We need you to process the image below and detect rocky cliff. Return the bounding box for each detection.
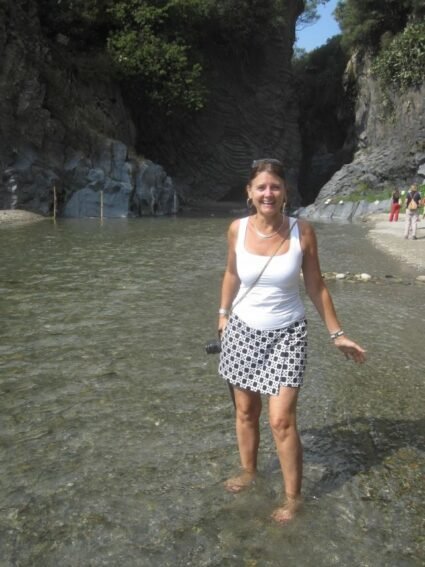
[309,53,425,214]
[135,0,303,206]
[0,0,304,217]
[3,2,422,221]
[0,1,176,217]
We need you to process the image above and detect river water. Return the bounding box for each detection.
[0,214,424,566]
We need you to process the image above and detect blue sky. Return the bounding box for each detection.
[295,0,341,52]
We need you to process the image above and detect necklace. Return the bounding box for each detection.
[253,216,285,239]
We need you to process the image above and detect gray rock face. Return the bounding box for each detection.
[300,198,392,222]
[0,1,175,218]
[315,54,425,205]
[137,0,304,205]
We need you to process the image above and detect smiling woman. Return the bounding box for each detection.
[216,157,366,522]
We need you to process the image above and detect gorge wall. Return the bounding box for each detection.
[0,0,304,217]
[303,52,425,220]
[0,1,176,218]
[134,0,304,206]
[1,1,423,220]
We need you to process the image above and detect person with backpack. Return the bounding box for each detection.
[404,183,421,239]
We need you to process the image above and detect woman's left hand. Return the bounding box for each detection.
[333,335,366,363]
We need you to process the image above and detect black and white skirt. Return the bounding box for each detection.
[219,313,307,396]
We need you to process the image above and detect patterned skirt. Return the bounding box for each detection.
[219,313,307,396]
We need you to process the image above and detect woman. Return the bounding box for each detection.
[217,159,366,523]
[389,189,401,222]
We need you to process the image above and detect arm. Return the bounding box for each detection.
[218,220,241,334]
[299,220,366,363]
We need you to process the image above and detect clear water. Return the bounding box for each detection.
[0,216,424,566]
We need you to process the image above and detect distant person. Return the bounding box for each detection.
[404,184,421,240]
[389,189,401,222]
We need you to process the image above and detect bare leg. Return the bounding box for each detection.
[225,387,262,493]
[268,386,303,522]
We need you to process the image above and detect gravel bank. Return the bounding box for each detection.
[0,209,48,225]
[365,213,425,272]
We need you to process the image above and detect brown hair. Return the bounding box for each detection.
[248,158,286,184]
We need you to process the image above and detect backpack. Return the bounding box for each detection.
[408,192,419,210]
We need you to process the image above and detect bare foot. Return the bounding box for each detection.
[224,470,256,493]
[271,496,302,523]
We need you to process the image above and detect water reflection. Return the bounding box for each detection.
[0,217,424,566]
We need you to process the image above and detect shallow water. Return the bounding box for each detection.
[0,216,424,566]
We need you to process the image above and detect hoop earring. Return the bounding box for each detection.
[246,197,253,210]
[281,201,287,213]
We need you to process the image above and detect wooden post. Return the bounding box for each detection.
[100,190,104,222]
[53,185,57,222]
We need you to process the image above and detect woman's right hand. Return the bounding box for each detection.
[218,315,229,335]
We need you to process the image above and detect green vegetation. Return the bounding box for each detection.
[36,0,425,116]
[326,182,425,204]
[333,1,425,93]
[343,184,394,203]
[37,0,299,115]
[371,22,425,91]
[295,1,425,125]
[334,0,425,53]
[106,2,206,112]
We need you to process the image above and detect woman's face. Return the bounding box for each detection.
[247,172,286,216]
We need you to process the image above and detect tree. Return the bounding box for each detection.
[334,0,425,53]
[36,1,301,114]
[372,21,425,90]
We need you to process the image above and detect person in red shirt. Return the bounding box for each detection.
[389,189,401,221]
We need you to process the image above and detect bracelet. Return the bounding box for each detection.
[330,330,344,340]
[218,308,231,317]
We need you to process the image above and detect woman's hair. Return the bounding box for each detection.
[249,158,286,184]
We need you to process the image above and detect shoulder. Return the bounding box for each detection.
[227,217,243,240]
[296,218,315,238]
[295,218,317,251]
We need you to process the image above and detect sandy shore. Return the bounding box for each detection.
[1,208,424,273]
[364,212,425,272]
[0,209,48,225]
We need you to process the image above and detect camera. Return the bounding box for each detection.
[205,339,221,354]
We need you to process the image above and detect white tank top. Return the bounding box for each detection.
[232,216,305,330]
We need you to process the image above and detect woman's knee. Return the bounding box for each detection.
[269,414,296,436]
[235,401,262,424]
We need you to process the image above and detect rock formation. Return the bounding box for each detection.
[0,1,176,217]
[313,53,425,208]
[132,0,304,206]
[1,1,422,220]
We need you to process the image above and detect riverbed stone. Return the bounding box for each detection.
[356,273,372,281]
